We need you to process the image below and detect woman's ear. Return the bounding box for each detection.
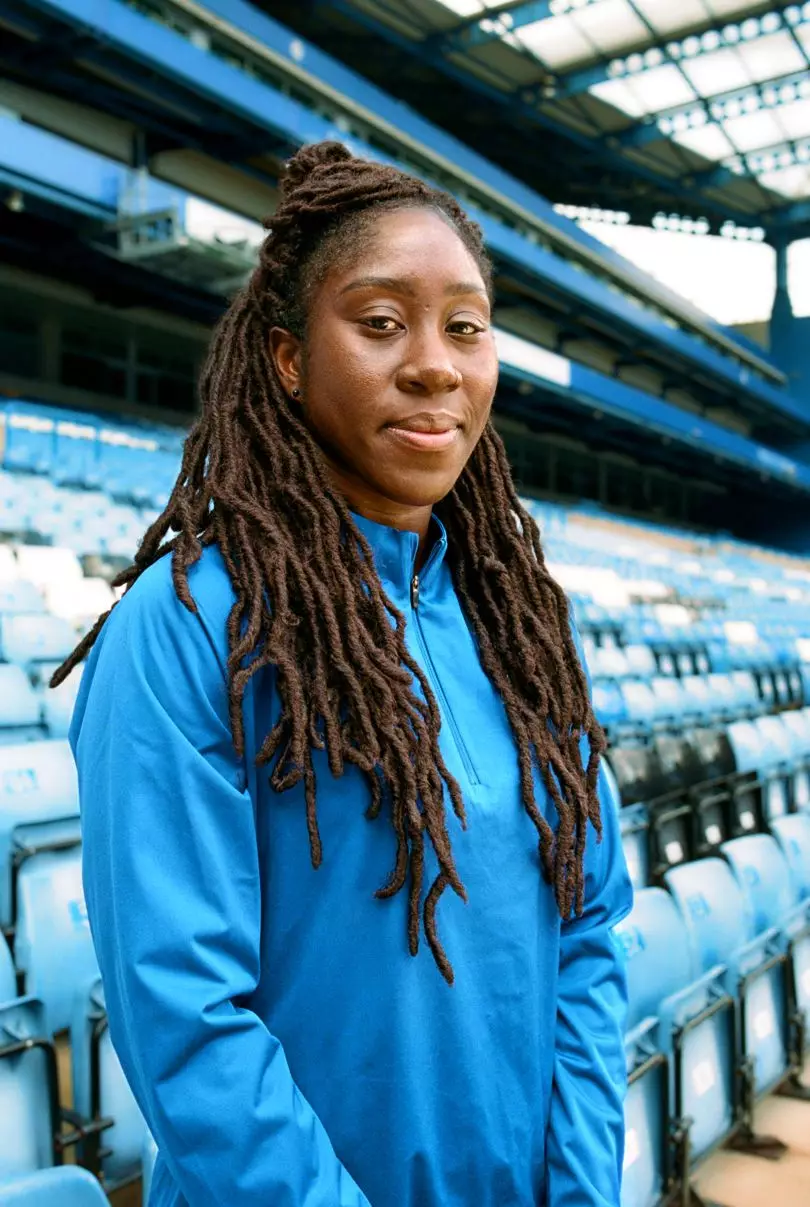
[269,327,304,403]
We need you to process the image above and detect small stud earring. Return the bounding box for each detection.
[291,387,301,399]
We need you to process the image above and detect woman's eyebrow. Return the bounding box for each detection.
[340,275,488,300]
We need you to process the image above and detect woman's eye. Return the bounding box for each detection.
[448,320,485,336]
[362,316,400,332]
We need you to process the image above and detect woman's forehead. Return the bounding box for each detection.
[329,208,486,292]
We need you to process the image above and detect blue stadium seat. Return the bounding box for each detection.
[770,814,810,901]
[0,1167,109,1206]
[623,647,657,679]
[15,845,98,1034]
[51,413,101,491]
[0,582,45,616]
[620,680,661,733]
[649,677,687,728]
[753,715,796,820]
[40,666,83,740]
[722,833,810,1071]
[665,857,789,1101]
[778,711,810,811]
[618,803,649,890]
[0,405,56,478]
[592,679,627,732]
[0,739,80,933]
[0,615,76,668]
[0,996,57,1179]
[615,887,734,1203]
[0,667,45,744]
[71,977,146,1187]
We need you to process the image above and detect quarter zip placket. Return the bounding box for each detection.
[409,566,480,787]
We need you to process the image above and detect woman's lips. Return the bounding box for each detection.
[384,425,461,452]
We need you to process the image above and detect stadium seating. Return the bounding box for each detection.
[617,887,735,1207]
[0,996,58,1180]
[0,1167,109,1206]
[2,399,810,1203]
[70,977,146,1188]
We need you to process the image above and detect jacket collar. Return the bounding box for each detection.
[351,510,449,604]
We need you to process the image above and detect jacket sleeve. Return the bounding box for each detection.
[546,616,634,1206]
[70,569,372,1207]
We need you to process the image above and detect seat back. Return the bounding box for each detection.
[15,846,98,1034]
[721,835,796,935]
[619,804,649,890]
[41,665,83,740]
[727,720,765,776]
[0,1167,109,1206]
[614,888,695,1031]
[664,857,751,974]
[0,615,76,667]
[622,1072,666,1207]
[0,997,54,1179]
[0,582,45,615]
[0,667,41,733]
[0,740,79,929]
[770,814,810,901]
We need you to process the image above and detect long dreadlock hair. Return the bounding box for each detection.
[52,141,606,985]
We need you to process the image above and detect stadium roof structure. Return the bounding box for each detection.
[272,0,810,240]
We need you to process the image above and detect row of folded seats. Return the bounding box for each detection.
[0,738,152,1200]
[616,822,810,1207]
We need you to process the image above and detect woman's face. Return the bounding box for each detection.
[272,207,499,529]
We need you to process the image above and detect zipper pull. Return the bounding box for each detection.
[411,574,420,610]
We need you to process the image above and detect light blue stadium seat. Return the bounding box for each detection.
[0,1167,109,1206]
[753,716,795,821]
[0,582,45,616]
[40,665,83,740]
[51,413,101,491]
[0,615,76,667]
[592,679,627,731]
[0,739,80,932]
[620,680,660,733]
[0,406,55,478]
[71,977,146,1187]
[615,887,733,1203]
[617,803,649,890]
[623,644,658,679]
[770,814,810,901]
[706,674,737,720]
[665,857,789,1100]
[0,996,57,1179]
[722,833,810,1070]
[15,844,98,1034]
[777,711,810,811]
[649,676,686,728]
[728,671,759,716]
[142,1131,158,1206]
[0,667,45,744]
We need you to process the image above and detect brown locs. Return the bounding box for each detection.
[51,141,605,984]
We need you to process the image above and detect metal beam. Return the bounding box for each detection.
[611,69,810,149]
[687,136,810,192]
[557,1,806,98]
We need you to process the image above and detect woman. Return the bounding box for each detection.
[57,141,632,1207]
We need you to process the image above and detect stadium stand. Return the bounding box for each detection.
[1,394,810,1203]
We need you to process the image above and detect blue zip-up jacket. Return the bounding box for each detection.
[70,512,633,1207]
